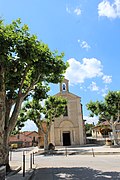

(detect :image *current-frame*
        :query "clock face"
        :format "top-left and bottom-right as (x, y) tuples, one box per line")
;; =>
(62, 83), (66, 91)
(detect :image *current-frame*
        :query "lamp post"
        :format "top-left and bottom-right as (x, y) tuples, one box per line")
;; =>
(117, 91), (120, 122)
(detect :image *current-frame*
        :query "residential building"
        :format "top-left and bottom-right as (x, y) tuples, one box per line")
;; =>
(91, 121), (120, 144)
(9, 131), (38, 148)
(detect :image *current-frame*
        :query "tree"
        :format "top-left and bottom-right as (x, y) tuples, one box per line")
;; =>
(0, 19), (68, 170)
(86, 91), (120, 145)
(85, 123), (95, 136)
(19, 96), (67, 151)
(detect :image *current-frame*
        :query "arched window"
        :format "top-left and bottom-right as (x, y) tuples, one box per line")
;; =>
(62, 83), (66, 91)
(63, 105), (68, 116)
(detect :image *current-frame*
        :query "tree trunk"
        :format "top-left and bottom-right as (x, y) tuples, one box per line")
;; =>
(44, 133), (48, 152)
(111, 122), (118, 145)
(0, 64), (6, 167)
(0, 64), (24, 171)
(0, 64), (11, 172)
(110, 116), (118, 145)
(8, 97), (23, 134)
(3, 128), (11, 172)
(0, 92), (6, 166)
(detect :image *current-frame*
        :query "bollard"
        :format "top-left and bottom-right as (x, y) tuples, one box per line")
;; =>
(65, 147), (67, 157)
(33, 152), (34, 164)
(92, 148), (95, 157)
(9, 150), (12, 161)
(23, 151), (25, 177)
(30, 153), (32, 169)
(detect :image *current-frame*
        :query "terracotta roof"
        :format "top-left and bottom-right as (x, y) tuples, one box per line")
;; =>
(9, 133), (32, 142)
(20, 131), (38, 136)
(9, 131), (38, 143)
(91, 121), (110, 129)
(92, 121), (120, 129)
(98, 121), (110, 126)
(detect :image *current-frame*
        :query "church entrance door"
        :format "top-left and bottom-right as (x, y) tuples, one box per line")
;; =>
(63, 132), (71, 146)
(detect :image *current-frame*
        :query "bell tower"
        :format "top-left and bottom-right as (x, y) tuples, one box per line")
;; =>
(60, 79), (69, 93)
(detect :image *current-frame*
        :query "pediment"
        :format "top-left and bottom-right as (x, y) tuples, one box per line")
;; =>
(55, 92), (81, 100)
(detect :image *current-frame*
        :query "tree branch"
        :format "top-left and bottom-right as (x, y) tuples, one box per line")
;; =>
(23, 73), (42, 98)
(38, 120), (46, 134)
(7, 95), (24, 135)
(19, 65), (30, 92)
(5, 99), (14, 130)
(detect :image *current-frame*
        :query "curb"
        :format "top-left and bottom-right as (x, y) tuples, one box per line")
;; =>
(6, 166), (21, 177)
(24, 169), (35, 180)
(68, 151), (120, 155)
(6, 165), (37, 180)
(36, 151), (120, 156)
(25, 165), (37, 180)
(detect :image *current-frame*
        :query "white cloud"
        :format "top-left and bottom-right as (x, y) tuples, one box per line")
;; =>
(66, 7), (71, 14)
(98, 0), (120, 19)
(101, 85), (109, 97)
(74, 8), (81, 15)
(65, 58), (112, 86)
(80, 85), (87, 91)
(102, 75), (112, 83)
(65, 58), (103, 84)
(83, 116), (98, 125)
(88, 82), (99, 91)
(66, 6), (81, 16)
(21, 120), (38, 131)
(65, 58), (112, 96)
(80, 40), (91, 51)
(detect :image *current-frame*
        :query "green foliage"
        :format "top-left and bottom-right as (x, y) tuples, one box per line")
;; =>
(18, 96), (67, 131)
(0, 18), (68, 134)
(43, 96), (67, 121)
(85, 123), (95, 136)
(1, 18), (68, 101)
(85, 123), (95, 132)
(86, 91), (120, 122)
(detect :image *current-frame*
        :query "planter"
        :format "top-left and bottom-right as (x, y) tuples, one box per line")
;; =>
(106, 139), (112, 146)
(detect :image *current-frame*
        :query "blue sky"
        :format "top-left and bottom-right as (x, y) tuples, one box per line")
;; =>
(1, 0), (120, 130)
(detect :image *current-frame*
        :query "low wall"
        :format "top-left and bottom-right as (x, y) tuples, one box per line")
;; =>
(86, 138), (106, 145)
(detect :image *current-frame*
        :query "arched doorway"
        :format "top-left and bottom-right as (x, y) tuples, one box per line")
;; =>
(59, 120), (74, 146)
(63, 131), (71, 146)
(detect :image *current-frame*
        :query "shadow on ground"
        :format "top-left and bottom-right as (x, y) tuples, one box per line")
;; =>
(33, 167), (120, 180)
(35, 149), (92, 156)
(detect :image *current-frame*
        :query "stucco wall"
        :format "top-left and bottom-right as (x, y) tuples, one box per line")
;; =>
(51, 88), (85, 146)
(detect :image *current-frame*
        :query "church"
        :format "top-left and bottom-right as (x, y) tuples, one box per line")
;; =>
(49, 79), (86, 146)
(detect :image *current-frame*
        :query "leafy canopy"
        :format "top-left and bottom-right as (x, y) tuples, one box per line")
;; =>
(0, 18), (69, 135)
(86, 91), (120, 123)
(0, 18), (68, 101)
(17, 96), (67, 131)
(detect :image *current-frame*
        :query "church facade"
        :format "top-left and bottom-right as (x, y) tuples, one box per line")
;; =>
(49, 79), (86, 146)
